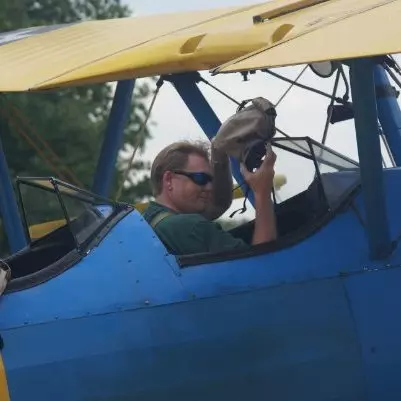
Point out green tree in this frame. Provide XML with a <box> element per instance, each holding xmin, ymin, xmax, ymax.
<box><xmin>0</xmin><ymin>0</ymin><xmax>155</xmax><ymax>255</ymax></box>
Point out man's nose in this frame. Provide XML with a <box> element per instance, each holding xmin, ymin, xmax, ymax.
<box><xmin>204</xmin><ymin>182</ymin><xmax>213</xmax><ymax>191</ymax></box>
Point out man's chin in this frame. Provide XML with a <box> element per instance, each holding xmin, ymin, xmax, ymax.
<box><xmin>191</xmin><ymin>204</ymin><xmax>207</xmax><ymax>214</ymax></box>
<box><xmin>182</xmin><ymin>199</ymin><xmax>209</xmax><ymax>214</ymax></box>
<box><xmin>182</xmin><ymin>205</ymin><xmax>205</xmax><ymax>214</ymax></box>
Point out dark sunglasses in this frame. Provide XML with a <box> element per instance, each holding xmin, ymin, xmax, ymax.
<box><xmin>173</xmin><ymin>170</ymin><xmax>213</xmax><ymax>186</ymax></box>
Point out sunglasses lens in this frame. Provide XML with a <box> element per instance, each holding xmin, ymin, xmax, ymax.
<box><xmin>173</xmin><ymin>171</ymin><xmax>212</xmax><ymax>186</ymax></box>
<box><xmin>192</xmin><ymin>173</ymin><xmax>212</xmax><ymax>186</ymax></box>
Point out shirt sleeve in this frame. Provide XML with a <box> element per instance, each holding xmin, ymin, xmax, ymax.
<box><xmin>190</xmin><ymin>220</ymin><xmax>249</xmax><ymax>253</ymax></box>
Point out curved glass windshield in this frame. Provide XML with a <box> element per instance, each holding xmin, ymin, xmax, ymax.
<box><xmin>218</xmin><ymin>136</ymin><xmax>360</xmax><ymax>229</ymax></box>
<box><xmin>16</xmin><ymin>177</ymin><xmax>118</xmax><ymax>248</ymax></box>
<box><xmin>271</xmin><ymin>137</ymin><xmax>359</xmax><ymax>209</ymax></box>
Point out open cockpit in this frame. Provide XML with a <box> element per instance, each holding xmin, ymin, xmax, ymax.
<box><xmin>5</xmin><ymin>177</ymin><xmax>131</xmax><ymax>291</ymax></box>
<box><xmin>178</xmin><ymin>136</ymin><xmax>360</xmax><ymax>266</ymax></box>
<box><xmin>3</xmin><ymin>134</ymin><xmax>360</xmax><ymax>290</ymax></box>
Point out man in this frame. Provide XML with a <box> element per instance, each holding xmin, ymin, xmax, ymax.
<box><xmin>143</xmin><ymin>140</ymin><xmax>277</xmax><ymax>255</ymax></box>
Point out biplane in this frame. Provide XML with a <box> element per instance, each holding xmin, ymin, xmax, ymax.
<box><xmin>1</xmin><ymin>0</ymin><xmax>401</xmax><ymax>400</ymax></box>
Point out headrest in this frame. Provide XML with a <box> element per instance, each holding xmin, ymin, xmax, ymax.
<box><xmin>0</xmin><ymin>260</ymin><xmax>10</xmax><ymax>296</ymax></box>
<box><xmin>213</xmin><ymin>97</ymin><xmax>277</xmax><ymax>170</ymax></box>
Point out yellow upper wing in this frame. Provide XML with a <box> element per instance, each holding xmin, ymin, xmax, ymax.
<box><xmin>213</xmin><ymin>0</ymin><xmax>401</xmax><ymax>74</ymax></box>
<box><xmin>0</xmin><ymin>0</ymin><xmax>399</xmax><ymax>92</ymax></box>
<box><xmin>0</xmin><ymin>3</ymin><xmax>265</xmax><ymax>91</ymax></box>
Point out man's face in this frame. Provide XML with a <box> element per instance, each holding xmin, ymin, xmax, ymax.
<box><xmin>168</xmin><ymin>154</ymin><xmax>213</xmax><ymax>214</ymax></box>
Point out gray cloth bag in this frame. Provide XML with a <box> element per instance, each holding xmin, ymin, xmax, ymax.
<box><xmin>213</xmin><ymin>97</ymin><xmax>277</xmax><ymax>170</ymax></box>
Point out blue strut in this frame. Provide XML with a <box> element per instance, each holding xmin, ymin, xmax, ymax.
<box><xmin>169</xmin><ymin>73</ymin><xmax>254</xmax><ymax>205</ymax></box>
<box><xmin>350</xmin><ymin>58</ymin><xmax>392</xmax><ymax>260</ymax></box>
<box><xmin>0</xmin><ymin>134</ymin><xmax>26</xmax><ymax>253</ymax></box>
<box><xmin>93</xmin><ymin>80</ymin><xmax>136</xmax><ymax>197</ymax></box>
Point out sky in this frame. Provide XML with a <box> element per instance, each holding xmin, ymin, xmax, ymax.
<box><xmin>120</xmin><ymin>0</ymin><xmax>396</xmax><ymax>220</ymax></box>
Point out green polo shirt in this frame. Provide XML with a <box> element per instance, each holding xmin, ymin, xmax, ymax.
<box><xmin>142</xmin><ymin>201</ymin><xmax>248</xmax><ymax>255</ymax></box>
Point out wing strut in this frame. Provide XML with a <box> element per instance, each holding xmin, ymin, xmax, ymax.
<box><xmin>115</xmin><ymin>77</ymin><xmax>164</xmax><ymax>201</ymax></box>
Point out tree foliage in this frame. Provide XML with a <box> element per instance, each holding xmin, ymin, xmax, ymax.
<box><xmin>0</xmin><ymin>0</ymin><xmax>155</xmax><ymax>255</ymax></box>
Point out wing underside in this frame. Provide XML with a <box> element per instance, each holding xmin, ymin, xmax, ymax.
<box><xmin>0</xmin><ymin>0</ymin><xmax>399</xmax><ymax>91</ymax></box>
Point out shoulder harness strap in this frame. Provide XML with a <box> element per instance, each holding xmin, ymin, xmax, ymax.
<box><xmin>150</xmin><ymin>211</ymin><xmax>172</xmax><ymax>229</ymax></box>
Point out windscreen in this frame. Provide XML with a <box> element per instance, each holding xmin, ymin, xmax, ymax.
<box><xmin>17</xmin><ymin>178</ymin><xmax>117</xmax><ymax>246</ymax></box>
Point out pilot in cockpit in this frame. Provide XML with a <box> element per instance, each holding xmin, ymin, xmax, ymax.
<box><xmin>142</xmin><ymin>97</ymin><xmax>278</xmax><ymax>255</ymax></box>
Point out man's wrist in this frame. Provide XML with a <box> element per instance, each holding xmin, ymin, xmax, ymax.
<box><xmin>253</xmin><ymin>188</ymin><xmax>272</xmax><ymax>202</ymax></box>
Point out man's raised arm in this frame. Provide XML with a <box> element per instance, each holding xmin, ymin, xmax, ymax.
<box><xmin>203</xmin><ymin>142</ymin><xmax>233</xmax><ymax>221</ymax></box>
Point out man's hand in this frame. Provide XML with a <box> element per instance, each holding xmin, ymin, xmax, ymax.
<box><xmin>240</xmin><ymin>150</ymin><xmax>277</xmax><ymax>196</ymax></box>
<box><xmin>240</xmin><ymin>149</ymin><xmax>278</xmax><ymax>245</ymax></box>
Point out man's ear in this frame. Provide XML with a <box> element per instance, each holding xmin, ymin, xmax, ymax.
<box><xmin>162</xmin><ymin>171</ymin><xmax>174</xmax><ymax>191</ymax></box>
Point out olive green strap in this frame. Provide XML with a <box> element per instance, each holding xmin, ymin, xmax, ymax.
<box><xmin>150</xmin><ymin>211</ymin><xmax>172</xmax><ymax>229</ymax></box>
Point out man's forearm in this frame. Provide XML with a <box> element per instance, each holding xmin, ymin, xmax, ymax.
<box><xmin>252</xmin><ymin>192</ymin><xmax>277</xmax><ymax>245</ymax></box>
<box><xmin>203</xmin><ymin>149</ymin><xmax>233</xmax><ymax>221</ymax></box>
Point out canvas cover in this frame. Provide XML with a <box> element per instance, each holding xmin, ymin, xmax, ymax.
<box><xmin>213</xmin><ymin>97</ymin><xmax>277</xmax><ymax>170</ymax></box>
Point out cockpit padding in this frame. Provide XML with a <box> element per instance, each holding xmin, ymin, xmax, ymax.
<box><xmin>5</xmin><ymin>223</ymin><xmax>76</xmax><ymax>279</ymax></box>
